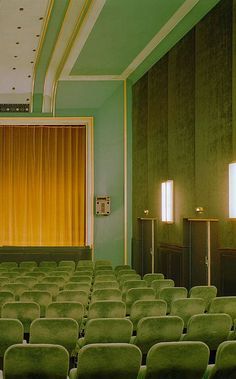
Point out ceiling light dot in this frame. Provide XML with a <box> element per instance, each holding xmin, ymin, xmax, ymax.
<box><xmin>14</xmin><ymin>56</ymin><xmax>18</xmax><ymax>58</ymax></box>
<box><xmin>26</xmin><ymin>98</ymin><xmax>30</xmax><ymax>102</ymax></box>
<box><xmin>12</xmin><ymin>68</ymin><xmax>16</xmax><ymax>70</ymax></box>
<box><xmin>19</xmin><ymin>7</ymin><xmax>24</xmax><ymax>11</ymax></box>
<box><xmin>17</xmin><ymin>26</ymin><xmax>22</xmax><ymax>29</ymax></box>
<box><xmin>36</xmin><ymin>34</ymin><xmax>40</xmax><ymax>37</ymax></box>
<box><xmin>30</xmin><ymin>61</ymin><xmax>34</xmax><ymax>64</ymax></box>
<box><xmin>16</xmin><ymin>42</ymin><xmax>19</xmax><ymax>45</ymax></box>
<box><xmin>12</xmin><ymin>87</ymin><xmax>15</xmax><ymax>90</ymax></box>
<box><xmin>33</xmin><ymin>49</ymin><xmax>36</xmax><ymax>52</ymax></box>
<box><xmin>39</xmin><ymin>17</ymin><xmax>43</xmax><ymax>20</ymax></box>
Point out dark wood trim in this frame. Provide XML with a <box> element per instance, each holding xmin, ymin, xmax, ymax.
<box><xmin>218</xmin><ymin>248</ymin><xmax>236</xmax><ymax>296</ymax></box>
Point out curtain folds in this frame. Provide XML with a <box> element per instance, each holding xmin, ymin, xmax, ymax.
<box><xmin>0</xmin><ymin>125</ymin><xmax>86</xmax><ymax>246</ymax></box>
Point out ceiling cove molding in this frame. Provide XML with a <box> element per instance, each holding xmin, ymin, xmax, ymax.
<box><xmin>59</xmin><ymin>75</ymin><xmax>123</xmax><ymax>81</ymax></box>
<box><xmin>42</xmin><ymin>0</ymin><xmax>87</xmax><ymax>113</ymax></box>
<box><xmin>121</xmin><ymin>0</ymin><xmax>199</xmax><ymax>79</ymax></box>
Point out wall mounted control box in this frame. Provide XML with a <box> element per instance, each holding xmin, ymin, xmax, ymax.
<box><xmin>95</xmin><ymin>196</ymin><xmax>111</xmax><ymax>215</ymax></box>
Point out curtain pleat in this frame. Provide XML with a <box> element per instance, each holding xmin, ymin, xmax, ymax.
<box><xmin>0</xmin><ymin>125</ymin><xmax>86</xmax><ymax>246</ymax></box>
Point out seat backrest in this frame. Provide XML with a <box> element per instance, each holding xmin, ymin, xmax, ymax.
<box><xmin>2</xmin><ymin>302</ymin><xmax>40</xmax><ymax>333</ymax></box>
<box><xmin>57</xmin><ymin>290</ymin><xmax>88</xmax><ymax>305</ymax></box>
<box><xmin>129</xmin><ymin>300</ymin><xmax>167</xmax><ymax>330</ymax></box>
<box><xmin>0</xmin><ymin>262</ymin><xmax>18</xmax><ymax>269</ymax></box>
<box><xmin>46</xmin><ymin>301</ymin><xmax>84</xmax><ymax>326</ymax></box>
<box><xmin>19</xmin><ymin>261</ymin><xmax>37</xmax><ymax>270</ymax></box>
<box><xmin>115</xmin><ymin>265</ymin><xmax>131</xmax><ymax>273</ymax></box>
<box><xmin>2</xmin><ymin>283</ymin><xmax>28</xmax><ymax>300</ymax></box>
<box><xmin>49</xmin><ymin>271</ymin><xmax>70</xmax><ymax>280</ymax></box>
<box><xmin>122</xmin><ymin>280</ymin><xmax>148</xmax><ymax>294</ymax></box>
<box><xmin>95</xmin><ymin>270</ymin><xmax>114</xmax><ymax>276</ymax></box>
<box><xmin>151</xmin><ymin>279</ymin><xmax>175</xmax><ymax>297</ymax></box>
<box><xmin>95</xmin><ymin>260</ymin><xmax>112</xmax><ymax>267</ymax></box>
<box><xmin>144</xmin><ymin>341</ymin><xmax>209</xmax><ymax>379</ymax></box>
<box><xmin>77</xmin><ymin>260</ymin><xmax>93</xmax><ymax>268</ymax></box>
<box><xmin>93</xmin><ymin>281</ymin><xmax>119</xmax><ymax>290</ymax></box>
<box><xmin>75</xmin><ymin>343</ymin><xmax>141</xmax><ymax>379</ymax></box>
<box><xmin>14</xmin><ymin>276</ymin><xmax>38</xmax><ymax>289</ymax></box>
<box><xmin>126</xmin><ymin>288</ymin><xmax>155</xmax><ymax>314</ymax></box>
<box><xmin>88</xmin><ymin>300</ymin><xmax>126</xmax><ymax>320</ymax></box>
<box><xmin>208</xmin><ymin>341</ymin><xmax>236</xmax><ymax>378</ymax></box>
<box><xmin>25</xmin><ymin>272</ymin><xmax>46</xmax><ymax>280</ymax></box>
<box><xmin>0</xmin><ymin>291</ymin><xmax>15</xmax><ymax>315</ymax></box>
<box><xmin>0</xmin><ymin>319</ymin><xmax>23</xmax><ymax>357</ymax></box>
<box><xmin>73</xmin><ymin>271</ymin><xmax>93</xmax><ymax>277</ymax></box>
<box><xmin>119</xmin><ymin>274</ymin><xmax>141</xmax><ymax>287</ymax></box>
<box><xmin>41</xmin><ymin>276</ymin><xmax>65</xmax><ymax>288</ymax></box>
<box><xmin>30</xmin><ymin>318</ymin><xmax>78</xmax><ymax>354</ymax></box>
<box><xmin>20</xmin><ymin>290</ymin><xmax>52</xmax><ymax>317</ymax></box>
<box><xmin>69</xmin><ymin>275</ymin><xmax>91</xmax><ymax>283</ymax></box>
<box><xmin>189</xmin><ymin>285</ymin><xmax>217</xmax><ymax>310</ymax></box>
<box><xmin>182</xmin><ymin>313</ymin><xmax>232</xmax><ymax>350</ymax></box>
<box><xmin>84</xmin><ymin>318</ymin><xmax>133</xmax><ymax>344</ymax></box>
<box><xmin>39</xmin><ymin>261</ymin><xmax>57</xmax><ymax>268</ymax></box>
<box><xmin>4</xmin><ymin>343</ymin><xmax>69</xmax><ymax>379</ymax></box>
<box><xmin>159</xmin><ymin>287</ymin><xmax>188</xmax><ymax>313</ymax></box>
<box><xmin>134</xmin><ymin>316</ymin><xmax>184</xmax><ymax>354</ymax></box>
<box><xmin>33</xmin><ymin>283</ymin><xmax>60</xmax><ymax>299</ymax></box>
<box><xmin>0</xmin><ymin>277</ymin><xmax>10</xmax><ymax>287</ymax></box>
<box><xmin>94</xmin><ymin>266</ymin><xmax>113</xmax><ymax>272</ymax></box>
<box><xmin>117</xmin><ymin>269</ymin><xmax>136</xmax><ymax>279</ymax></box>
<box><xmin>94</xmin><ymin>275</ymin><xmax>117</xmax><ymax>283</ymax></box>
<box><xmin>91</xmin><ymin>289</ymin><xmax>122</xmax><ymax>302</ymax></box>
<box><xmin>209</xmin><ymin>297</ymin><xmax>236</xmax><ymax>322</ymax></box>
<box><xmin>170</xmin><ymin>298</ymin><xmax>205</xmax><ymax>328</ymax></box>
<box><xmin>64</xmin><ymin>282</ymin><xmax>91</xmax><ymax>292</ymax></box>
<box><xmin>143</xmin><ymin>273</ymin><xmax>165</xmax><ymax>286</ymax></box>
<box><xmin>58</xmin><ymin>260</ymin><xmax>75</xmax><ymax>270</ymax></box>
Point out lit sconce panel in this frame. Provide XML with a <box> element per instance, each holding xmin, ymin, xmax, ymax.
<box><xmin>229</xmin><ymin>163</ymin><xmax>236</xmax><ymax>218</ymax></box>
<box><xmin>161</xmin><ymin>180</ymin><xmax>174</xmax><ymax>223</ymax></box>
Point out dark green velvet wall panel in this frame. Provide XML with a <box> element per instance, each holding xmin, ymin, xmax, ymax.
<box><xmin>132</xmin><ymin>0</ymin><xmax>234</xmax><ymax>248</ymax></box>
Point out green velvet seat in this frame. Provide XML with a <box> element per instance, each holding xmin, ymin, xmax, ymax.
<box><xmin>72</xmin><ymin>271</ymin><xmax>93</xmax><ymax>278</ymax></box>
<box><xmin>151</xmin><ymin>279</ymin><xmax>175</xmax><ymax>297</ymax></box>
<box><xmin>131</xmin><ymin>316</ymin><xmax>184</xmax><ymax>355</ymax></box>
<box><xmin>119</xmin><ymin>274</ymin><xmax>141</xmax><ymax>288</ymax></box>
<box><xmin>143</xmin><ymin>273</ymin><xmax>165</xmax><ymax>287</ymax></box>
<box><xmin>69</xmin><ymin>343</ymin><xmax>142</xmax><ymax>379</ymax></box>
<box><xmin>94</xmin><ymin>260</ymin><xmax>112</xmax><ymax>267</ymax></box>
<box><xmin>91</xmin><ymin>288</ymin><xmax>122</xmax><ymax>302</ymax></box>
<box><xmin>24</xmin><ymin>271</ymin><xmax>46</xmax><ymax>280</ymax></box>
<box><xmin>117</xmin><ymin>269</ymin><xmax>136</xmax><ymax>280</ymax></box>
<box><xmin>49</xmin><ymin>271</ymin><xmax>71</xmax><ymax>281</ymax></box>
<box><xmin>46</xmin><ymin>301</ymin><xmax>84</xmax><ymax>327</ymax></box>
<box><xmin>227</xmin><ymin>318</ymin><xmax>236</xmax><ymax>340</ymax></box>
<box><xmin>159</xmin><ymin>287</ymin><xmax>188</xmax><ymax>313</ymax></box>
<box><xmin>41</xmin><ymin>276</ymin><xmax>65</xmax><ymax>289</ymax></box>
<box><xmin>2</xmin><ymin>283</ymin><xmax>28</xmax><ymax>301</ymax></box>
<box><xmin>39</xmin><ymin>261</ymin><xmax>57</xmax><ymax>268</ymax></box>
<box><xmin>19</xmin><ymin>261</ymin><xmax>37</xmax><ymax>270</ymax></box>
<box><xmin>137</xmin><ymin>341</ymin><xmax>209</xmax><ymax>379</ymax></box>
<box><xmin>77</xmin><ymin>260</ymin><xmax>93</xmax><ymax>268</ymax></box>
<box><xmin>93</xmin><ymin>281</ymin><xmax>119</xmax><ymax>290</ymax></box>
<box><xmin>94</xmin><ymin>275</ymin><xmax>117</xmax><ymax>282</ymax></box>
<box><xmin>95</xmin><ymin>269</ymin><xmax>114</xmax><ymax>276</ymax></box>
<box><xmin>1</xmin><ymin>272</ymin><xmax>19</xmax><ymax>279</ymax></box>
<box><xmin>70</xmin><ymin>275</ymin><xmax>92</xmax><ymax>284</ymax></box>
<box><xmin>204</xmin><ymin>341</ymin><xmax>236</xmax><ymax>378</ymax></box>
<box><xmin>65</xmin><ymin>282</ymin><xmax>91</xmax><ymax>293</ymax></box>
<box><xmin>14</xmin><ymin>276</ymin><xmax>38</xmax><ymax>289</ymax></box>
<box><xmin>208</xmin><ymin>297</ymin><xmax>236</xmax><ymax>322</ymax></box>
<box><xmin>56</xmin><ymin>266</ymin><xmax>75</xmax><ymax>273</ymax></box>
<box><xmin>76</xmin><ymin>267</ymin><xmax>94</xmax><ymax>273</ymax></box>
<box><xmin>189</xmin><ymin>286</ymin><xmax>217</xmax><ymax>310</ymax></box>
<box><xmin>122</xmin><ymin>280</ymin><xmax>148</xmax><ymax>298</ymax></box>
<box><xmin>129</xmin><ymin>300</ymin><xmax>167</xmax><ymax>331</ymax></box>
<box><xmin>57</xmin><ymin>290</ymin><xmax>89</xmax><ymax>306</ymax></box>
<box><xmin>33</xmin><ymin>283</ymin><xmax>60</xmax><ymax>300</ymax></box>
<box><xmin>115</xmin><ymin>265</ymin><xmax>132</xmax><ymax>274</ymax></box>
<box><xmin>30</xmin><ymin>317</ymin><xmax>79</xmax><ymax>355</ymax></box>
<box><xmin>78</xmin><ymin>318</ymin><xmax>133</xmax><ymax>348</ymax></box>
<box><xmin>126</xmin><ymin>288</ymin><xmax>155</xmax><ymax>315</ymax></box>
<box><xmin>2</xmin><ymin>301</ymin><xmax>40</xmax><ymax>333</ymax></box>
<box><xmin>94</xmin><ymin>266</ymin><xmax>113</xmax><ymax>272</ymax></box>
<box><xmin>0</xmin><ymin>262</ymin><xmax>18</xmax><ymax>269</ymax></box>
<box><xmin>11</xmin><ymin>268</ymin><xmax>28</xmax><ymax>275</ymax></box>
<box><xmin>33</xmin><ymin>267</ymin><xmax>54</xmax><ymax>273</ymax></box>
<box><xmin>170</xmin><ymin>298</ymin><xmax>205</xmax><ymax>328</ymax></box>
<box><xmin>0</xmin><ymin>319</ymin><xmax>23</xmax><ymax>369</ymax></box>
<box><xmin>182</xmin><ymin>313</ymin><xmax>232</xmax><ymax>350</ymax></box>
<box><xmin>0</xmin><ymin>277</ymin><xmax>10</xmax><ymax>287</ymax></box>
<box><xmin>20</xmin><ymin>290</ymin><xmax>52</xmax><ymax>317</ymax></box>
<box><xmin>0</xmin><ymin>291</ymin><xmax>15</xmax><ymax>315</ymax></box>
<box><xmin>59</xmin><ymin>260</ymin><xmax>76</xmax><ymax>270</ymax></box>
<box><xmin>87</xmin><ymin>300</ymin><xmax>126</xmax><ymax>320</ymax></box>
<box><xmin>4</xmin><ymin>343</ymin><xmax>69</xmax><ymax>379</ymax></box>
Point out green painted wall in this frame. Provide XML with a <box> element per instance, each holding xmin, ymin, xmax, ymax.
<box><xmin>132</xmin><ymin>0</ymin><xmax>235</xmax><ymax>250</ymax></box>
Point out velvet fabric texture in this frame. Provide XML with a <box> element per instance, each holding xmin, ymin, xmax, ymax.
<box><xmin>46</xmin><ymin>301</ymin><xmax>84</xmax><ymax>326</ymax></box>
<box><xmin>87</xmin><ymin>300</ymin><xmax>126</xmax><ymax>320</ymax></box>
<box><xmin>20</xmin><ymin>290</ymin><xmax>52</xmax><ymax>317</ymax></box>
<box><xmin>2</xmin><ymin>302</ymin><xmax>40</xmax><ymax>333</ymax></box>
<box><xmin>189</xmin><ymin>286</ymin><xmax>217</xmax><ymax>310</ymax></box>
<box><xmin>57</xmin><ymin>290</ymin><xmax>89</xmax><ymax>306</ymax></box>
<box><xmin>129</xmin><ymin>300</ymin><xmax>167</xmax><ymax>331</ymax></box>
<box><xmin>204</xmin><ymin>341</ymin><xmax>236</xmax><ymax>378</ymax></box>
<box><xmin>170</xmin><ymin>298</ymin><xmax>205</xmax><ymax>328</ymax></box>
<box><xmin>208</xmin><ymin>297</ymin><xmax>236</xmax><ymax>322</ymax></box>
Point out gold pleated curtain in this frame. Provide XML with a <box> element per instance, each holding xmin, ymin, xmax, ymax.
<box><xmin>0</xmin><ymin>125</ymin><xmax>86</xmax><ymax>246</ymax></box>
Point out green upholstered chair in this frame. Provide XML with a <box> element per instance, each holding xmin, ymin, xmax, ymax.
<box><xmin>57</xmin><ymin>290</ymin><xmax>89</xmax><ymax>306</ymax></box>
<box><xmin>94</xmin><ymin>260</ymin><xmax>112</xmax><ymax>267</ymax></box>
<box><xmin>59</xmin><ymin>260</ymin><xmax>76</xmax><ymax>270</ymax></box>
<box><xmin>208</xmin><ymin>297</ymin><xmax>236</xmax><ymax>322</ymax></box>
<box><xmin>46</xmin><ymin>301</ymin><xmax>84</xmax><ymax>327</ymax></box>
<box><xmin>137</xmin><ymin>341</ymin><xmax>209</xmax><ymax>379</ymax></box>
<box><xmin>91</xmin><ymin>288</ymin><xmax>122</xmax><ymax>302</ymax></box>
<box><xmin>2</xmin><ymin>283</ymin><xmax>28</xmax><ymax>301</ymax></box>
<box><xmin>69</xmin><ymin>343</ymin><xmax>142</xmax><ymax>379</ymax></box>
<box><xmin>77</xmin><ymin>260</ymin><xmax>93</xmax><ymax>268</ymax></box>
<box><xmin>0</xmin><ymin>262</ymin><xmax>18</xmax><ymax>269</ymax></box>
<box><xmin>119</xmin><ymin>274</ymin><xmax>141</xmax><ymax>287</ymax></box>
<box><xmin>78</xmin><ymin>318</ymin><xmax>133</xmax><ymax>349</ymax></box>
<box><xmin>159</xmin><ymin>287</ymin><xmax>188</xmax><ymax>313</ymax></box>
<box><xmin>76</xmin><ymin>267</ymin><xmax>94</xmax><ymax>274</ymax></box>
<box><xmin>131</xmin><ymin>316</ymin><xmax>184</xmax><ymax>355</ymax></box>
<box><xmin>227</xmin><ymin>318</ymin><xmax>236</xmax><ymax>340</ymax></box>
<box><xmin>126</xmin><ymin>288</ymin><xmax>155</xmax><ymax>315</ymax></box>
<box><xmin>189</xmin><ymin>285</ymin><xmax>217</xmax><ymax>310</ymax></box>
<box><xmin>24</xmin><ymin>271</ymin><xmax>46</xmax><ymax>280</ymax></box>
<box><xmin>204</xmin><ymin>341</ymin><xmax>236</xmax><ymax>378</ymax></box>
<box><xmin>0</xmin><ymin>291</ymin><xmax>15</xmax><ymax>315</ymax></box>
<box><xmin>1</xmin><ymin>272</ymin><xmax>19</xmax><ymax>280</ymax></box>
<box><xmin>94</xmin><ymin>275</ymin><xmax>117</xmax><ymax>282</ymax></box>
<box><xmin>93</xmin><ymin>281</ymin><xmax>119</xmax><ymax>290</ymax></box>
<box><xmin>129</xmin><ymin>300</ymin><xmax>167</xmax><ymax>331</ymax></box>
<box><xmin>94</xmin><ymin>266</ymin><xmax>113</xmax><ymax>272</ymax></box>
<box><xmin>39</xmin><ymin>261</ymin><xmax>57</xmax><ymax>268</ymax></box>
<box><xmin>72</xmin><ymin>271</ymin><xmax>93</xmax><ymax>278</ymax></box>
<box><xmin>56</xmin><ymin>266</ymin><xmax>74</xmax><ymax>273</ymax></box>
<box><xmin>69</xmin><ymin>275</ymin><xmax>92</xmax><ymax>284</ymax></box>
<box><xmin>122</xmin><ymin>280</ymin><xmax>148</xmax><ymax>298</ymax></box>
<box><xmin>87</xmin><ymin>300</ymin><xmax>126</xmax><ymax>320</ymax></box>
<box><xmin>151</xmin><ymin>279</ymin><xmax>175</xmax><ymax>297</ymax></box>
<box><xmin>95</xmin><ymin>269</ymin><xmax>114</xmax><ymax>276</ymax></box>
<box><xmin>11</xmin><ymin>268</ymin><xmax>28</xmax><ymax>275</ymax></box>
<box><xmin>65</xmin><ymin>282</ymin><xmax>91</xmax><ymax>293</ymax></box>
<box><xmin>41</xmin><ymin>276</ymin><xmax>65</xmax><ymax>289</ymax></box>
<box><xmin>117</xmin><ymin>269</ymin><xmax>136</xmax><ymax>280</ymax></box>
<box><xmin>2</xmin><ymin>301</ymin><xmax>40</xmax><ymax>334</ymax></box>
<box><xmin>115</xmin><ymin>265</ymin><xmax>132</xmax><ymax>274</ymax></box>
<box><xmin>49</xmin><ymin>271</ymin><xmax>71</xmax><ymax>281</ymax></box>
<box><xmin>30</xmin><ymin>318</ymin><xmax>79</xmax><ymax>355</ymax></box>
<box><xmin>20</xmin><ymin>290</ymin><xmax>52</xmax><ymax>317</ymax></box>
<box><xmin>19</xmin><ymin>261</ymin><xmax>37</xmax><ymax>270</ymax></box>
<box><xmin>182</xmin><ymin>313</ymin><xmax>232</xmax><ymax>351</ymax></box>
<box><xmin>4</xmin><ymin>343</ymin><xmax>69</xmax><ymax>379</ymax></box>
<box><xmin>0</xmin><ymin>319</ymin><xmax>23</xmax><ymax>369</ymax></box>
<box><xmin>33</xmin><ymin>267</ymin><xmax>54</xmax><ymax>273</ymax></box>
<box><xmin>143</xmin><ymin>273</ymin><xmax>165</xmax><ymax>287</ymax></box>
<box><xmin>0</xmin><ymin>277</ymin><xmax>10</xmax><ymax>287</ymax></box>
<box><xmin>14</xmin><ymin>276</ymin><xmax>38</xmax><ymax>289</ymax></box>
<box><xmin>170</xmin><ymin>298</ymin><xmax>205</xmax><ymax>328</ymax></box>
<box><xmin>33</xmin><ymin>283</ymin><xmax>60</xmax><ymax>300</ymax></box>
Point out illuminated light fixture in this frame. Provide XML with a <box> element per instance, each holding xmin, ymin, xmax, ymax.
<box><xmin>161</xmin><ymin>180</ymin><xmax>174</xmax><ymax>223</ymax></box>
<box><xmin>229</xmin><ymin>162</ymin><xmax>236</xmax><ymax>218</ymax></box>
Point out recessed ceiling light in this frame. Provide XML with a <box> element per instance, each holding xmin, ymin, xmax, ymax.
<box><xmin>12</xmin><ymin>87</ymin><xmax>15</xmax><ymax>90</ymax></box>
<box><xmin>17</xmin><ymin>26</ymin><xmax>22</xmax><ymax>29</ymax></box>
<box><xmin>36</xmin><ymin>34</ymin><xmax>40</xmax><ymax>37</ymax></box>
<box><xmin>39</xmin><ymin>17</ymin><xmax>43</xmax><ymax>20</ymax></box>
<box><xmin>12</xmin><ymin>68</ymin><xmax>16</xmax><ymax>70</ymax></box>
<box><xmin>19</xmin><ymin>7</ymin><xmax>24</xmax><ymax>11</ymax></box>
<box><xmin>33</xmin><ymin>49</ymin><xmax>36</xmax><ymax>52</ymax></box>
<box><xmin>16</xmin><ymin>42</ymin><xmax>20</xmax><ymax>45</ymax></box>
<box><xmin>30</xmin><ymin>61</ymin><xmax>34</xmax><ymax>64</ymax></box>
<box><xmin>28</xmin><ymin>75</ymin><xmax>31</xmax><ymax>78</ymax></box>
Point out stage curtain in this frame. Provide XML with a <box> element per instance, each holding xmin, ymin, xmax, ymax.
<box><xmin>0</xmin><ymin>125</ymin><xmax>86</xmax><ymax>246</ymax></box>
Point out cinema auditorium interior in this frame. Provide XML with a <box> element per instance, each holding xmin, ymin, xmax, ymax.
<box><xmin>0</xmin><ymin>0</ymin><xmax>235</xmax><ymax>378</ymax></box>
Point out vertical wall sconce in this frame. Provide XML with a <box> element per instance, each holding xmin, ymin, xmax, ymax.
<box><xmin>229</xmin><ymin>162</ymin><xmax>236</xmax><ymax>218</ymax></box>
<box><xmin>161</xmin><ymin>180</ymin><xmax>174</xmax><ymax>223</ymax></box>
